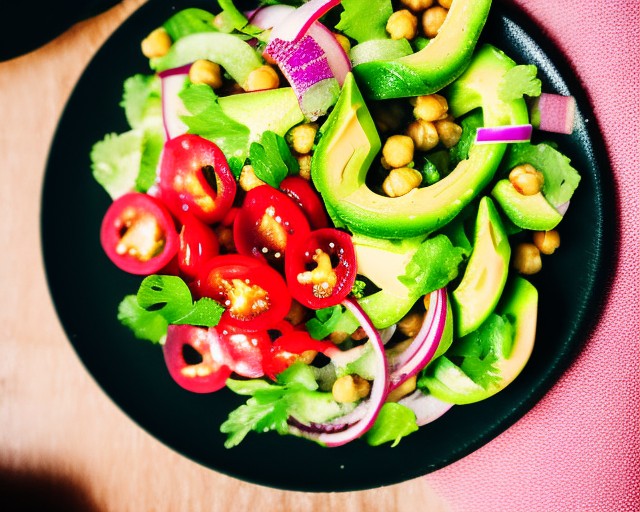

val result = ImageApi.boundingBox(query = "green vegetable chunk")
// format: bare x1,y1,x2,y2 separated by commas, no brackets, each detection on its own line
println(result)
366,403,419,447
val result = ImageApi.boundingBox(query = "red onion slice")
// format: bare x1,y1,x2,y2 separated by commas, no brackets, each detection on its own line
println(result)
269,0,342,43
555,200,570,216
388,288,447,391
158,65,191,140
397,390,453,427
530,93,576,135
289,298,389,447
475,124,533,144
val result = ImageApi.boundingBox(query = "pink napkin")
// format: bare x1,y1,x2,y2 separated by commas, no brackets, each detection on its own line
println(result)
425,1,640,510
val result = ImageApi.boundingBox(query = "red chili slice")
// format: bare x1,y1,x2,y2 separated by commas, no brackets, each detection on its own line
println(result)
177,214,220,281
264,330,336,379
100,192,179,275
279,176,329,230
159,134,237,224
233,185,310,268
285,228,357,309
195,254,291,331
210,321,272,379
163,324,231,393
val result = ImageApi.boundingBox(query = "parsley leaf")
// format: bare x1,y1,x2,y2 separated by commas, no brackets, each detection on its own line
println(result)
91,131,145,199
498,65,542,101
366,402,419,447
117,295,169,344
249,130,298,187
336,0,393,44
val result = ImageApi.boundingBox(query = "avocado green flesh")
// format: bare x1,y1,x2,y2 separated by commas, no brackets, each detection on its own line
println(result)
313,46,530,240
352,0,492,100
421,277,538,404
452,197,511,338
491,179,563,231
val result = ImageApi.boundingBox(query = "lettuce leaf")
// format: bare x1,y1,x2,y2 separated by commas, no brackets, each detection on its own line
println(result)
498,65,541,102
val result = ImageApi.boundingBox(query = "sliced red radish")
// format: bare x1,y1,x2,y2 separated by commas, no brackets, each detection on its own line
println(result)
269,0,342,43
530,93,576,135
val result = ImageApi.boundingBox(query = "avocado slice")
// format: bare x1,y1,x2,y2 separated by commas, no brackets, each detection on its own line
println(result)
491,179,563,231
452,197,510,337
312,45,530,239
419,276,538,404
352,0,492,100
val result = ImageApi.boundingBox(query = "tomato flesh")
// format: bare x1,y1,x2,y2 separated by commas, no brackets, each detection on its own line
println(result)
163,324,231,393
233,185,310,268
100,192,178,275
285,228,357,309
195,254,291,330
159,134,236,224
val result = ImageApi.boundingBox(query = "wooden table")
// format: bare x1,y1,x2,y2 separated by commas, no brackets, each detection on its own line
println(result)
0,1,447,509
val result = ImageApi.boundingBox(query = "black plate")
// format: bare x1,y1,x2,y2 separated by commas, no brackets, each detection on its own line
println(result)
41,0,616,492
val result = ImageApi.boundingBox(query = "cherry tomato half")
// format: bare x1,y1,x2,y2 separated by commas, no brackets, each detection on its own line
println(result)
233,185,310,268
195,254,291,331
178,214,220,281
100,192,179,275
279,176,329,230
285,228,357,309
163,324,231,393
159,134,237,224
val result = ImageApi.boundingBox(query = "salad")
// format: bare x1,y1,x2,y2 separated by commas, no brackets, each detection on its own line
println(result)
91,0,581,448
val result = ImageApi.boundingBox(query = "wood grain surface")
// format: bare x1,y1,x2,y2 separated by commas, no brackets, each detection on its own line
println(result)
0,1,448,510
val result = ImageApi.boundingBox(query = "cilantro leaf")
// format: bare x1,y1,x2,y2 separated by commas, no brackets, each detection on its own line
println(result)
350,280,367,299
249,131,298,188
398,235,465,295
306,305,346,340
173,297,224,326
366,402,419,447
117,295,169,344
498,65,542,102
448,111,484,168
502,141,581,207
179,83,251,159
336,0,393,44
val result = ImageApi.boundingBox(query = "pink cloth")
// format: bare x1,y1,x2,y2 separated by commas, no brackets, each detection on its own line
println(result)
425,1,640,510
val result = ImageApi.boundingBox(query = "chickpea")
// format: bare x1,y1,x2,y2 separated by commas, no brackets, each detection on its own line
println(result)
435,119,462,148
189,59,223,89
141,28,172,58
287,123,318,155
437,0,453,8
296,154,312,180
386,375,417,402
244,65,280,91
400,0,434,12
386,9,418,40
239,165,266,191
413,93,449,122
333,33,351,54
509,163,544,196
533,230,561,255
298,350,318,365
406,119,439,151
422,6,448,38
398,311,423,337
215,225,235,253
332,375,371,403
382,167,423,197
285,300,308,326
382,134,415,168
513,243,542,275
329,331,350,344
